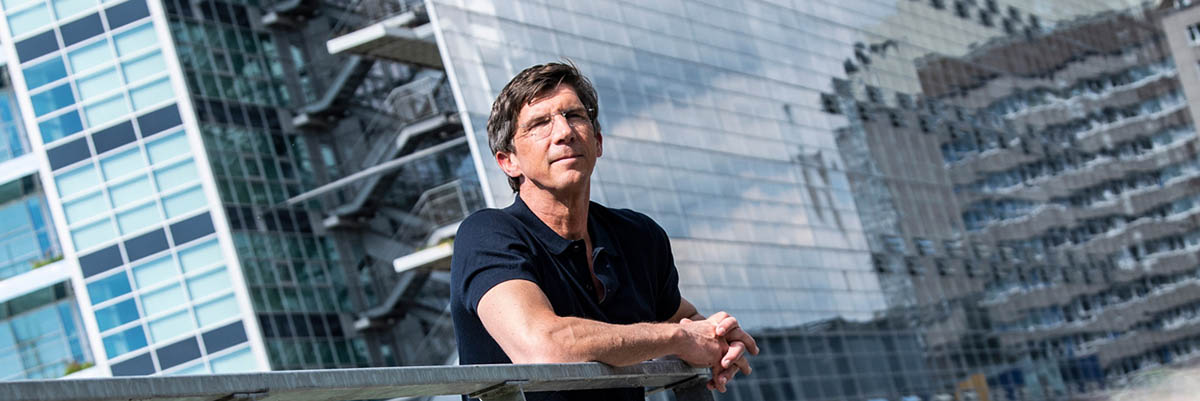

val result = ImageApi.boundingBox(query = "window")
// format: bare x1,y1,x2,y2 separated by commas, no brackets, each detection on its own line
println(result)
30,84,76,116
1188,23,1200,46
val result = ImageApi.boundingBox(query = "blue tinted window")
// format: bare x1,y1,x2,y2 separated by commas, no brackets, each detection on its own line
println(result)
30,84,75,116
95,298,139,332
91,121,136,154
137,104,181,137
60,13,103,46
169,212,213,246
39,110,83,143
23,57,67,90
46,136,90,170
156,336,200,369
15,30,58,63
104,0,148,29
87,272,131,304
202,320,246,354
102,326,146,359
110,351,153,376
124,228,168,262
79,244,123,278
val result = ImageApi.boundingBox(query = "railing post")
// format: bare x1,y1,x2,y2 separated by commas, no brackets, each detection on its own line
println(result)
670,377,716,401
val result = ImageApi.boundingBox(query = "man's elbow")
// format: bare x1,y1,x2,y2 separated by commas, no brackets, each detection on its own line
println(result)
508,350,575,364
505,331,588,364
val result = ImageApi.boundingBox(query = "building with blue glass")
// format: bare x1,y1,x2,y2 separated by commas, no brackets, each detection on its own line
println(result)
6,0,1200,400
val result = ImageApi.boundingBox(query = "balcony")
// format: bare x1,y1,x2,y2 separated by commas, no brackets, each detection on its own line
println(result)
2,360,715,401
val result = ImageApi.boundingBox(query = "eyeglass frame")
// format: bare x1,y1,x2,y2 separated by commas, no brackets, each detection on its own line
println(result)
515,107,597,142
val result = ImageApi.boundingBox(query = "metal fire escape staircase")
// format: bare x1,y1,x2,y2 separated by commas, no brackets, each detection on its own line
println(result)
270,0,465,368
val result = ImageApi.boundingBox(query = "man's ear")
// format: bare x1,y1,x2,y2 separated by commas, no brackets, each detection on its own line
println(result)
496,151,523,178
595,130,603,158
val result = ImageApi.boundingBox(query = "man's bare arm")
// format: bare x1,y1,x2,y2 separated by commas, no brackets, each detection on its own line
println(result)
477,279,728,367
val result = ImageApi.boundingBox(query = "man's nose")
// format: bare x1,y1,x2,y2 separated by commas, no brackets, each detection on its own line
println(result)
549,113,576,143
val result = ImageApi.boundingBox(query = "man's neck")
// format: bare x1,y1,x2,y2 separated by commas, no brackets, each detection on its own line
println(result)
519,184,590,241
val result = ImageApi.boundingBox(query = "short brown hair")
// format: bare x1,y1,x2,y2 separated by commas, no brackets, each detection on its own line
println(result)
486,62,600,192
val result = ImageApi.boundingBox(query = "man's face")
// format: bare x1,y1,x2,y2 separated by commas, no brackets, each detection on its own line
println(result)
498,84,602,194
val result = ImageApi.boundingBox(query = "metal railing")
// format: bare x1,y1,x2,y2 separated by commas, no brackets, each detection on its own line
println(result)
2,360,714,401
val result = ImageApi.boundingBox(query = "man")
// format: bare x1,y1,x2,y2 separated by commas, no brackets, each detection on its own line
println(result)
450,62,757,400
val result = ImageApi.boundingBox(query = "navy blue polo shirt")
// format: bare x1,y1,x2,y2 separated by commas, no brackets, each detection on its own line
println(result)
450,194,682,401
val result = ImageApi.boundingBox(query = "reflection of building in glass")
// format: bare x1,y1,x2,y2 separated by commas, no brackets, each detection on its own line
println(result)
5,0,1199,400
826,3,1200,399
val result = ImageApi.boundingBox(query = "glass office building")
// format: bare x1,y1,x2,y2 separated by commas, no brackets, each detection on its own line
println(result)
5,0,1200,400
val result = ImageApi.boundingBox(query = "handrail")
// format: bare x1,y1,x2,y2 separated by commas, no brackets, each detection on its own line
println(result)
1,360,714,401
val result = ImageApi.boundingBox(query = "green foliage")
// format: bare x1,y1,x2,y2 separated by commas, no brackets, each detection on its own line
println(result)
63,361,94,376
31,253,63,268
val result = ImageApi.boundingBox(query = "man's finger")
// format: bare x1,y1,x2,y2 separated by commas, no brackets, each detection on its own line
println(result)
734,355,752,376
721,341,746,368
715,316,738,336
725,327,760,355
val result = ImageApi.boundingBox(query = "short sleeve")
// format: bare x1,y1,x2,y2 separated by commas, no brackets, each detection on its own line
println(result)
648,216,682,322
450,210,539,315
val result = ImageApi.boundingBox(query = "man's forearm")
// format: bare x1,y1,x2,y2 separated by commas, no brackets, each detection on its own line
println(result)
528,316,684,367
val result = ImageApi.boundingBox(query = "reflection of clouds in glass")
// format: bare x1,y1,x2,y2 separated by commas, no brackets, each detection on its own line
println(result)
1110,368,1200,401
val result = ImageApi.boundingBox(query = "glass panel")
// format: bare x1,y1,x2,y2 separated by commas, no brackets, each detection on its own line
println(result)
71,217,113,250
102,325,146,358
109,174,151,207
116,200,159,234
10,306,57,342
76,67,121,101
23,56,67,89
153,159,197,191
121,51,164,83
86,270,130,304
194,293,237,327
30,83,75,116
145,130,187,164
0,346,20,379
84,94,129,127
169,360,209,375
94,298,138,332
67,39,113,73
141,282,185,316
55,163,98,198
210,346,255,373
178,239,220,273
113,22,155,55
130,77,171,110
99,147,145,181
62,190,108,224
186,266,227,296
8,3,50,36
3,0,38,11
0,320,14,349
148,310,193,343
51,0,92,19
130,255,175,288
163,185,204,218
38,110,83,143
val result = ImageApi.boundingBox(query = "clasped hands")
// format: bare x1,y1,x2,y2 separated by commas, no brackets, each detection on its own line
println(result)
676,311,759,393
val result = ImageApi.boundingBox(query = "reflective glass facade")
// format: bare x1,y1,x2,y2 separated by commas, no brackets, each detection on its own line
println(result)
0,175,60,280
0,282,89,380
425,0,1200,400
7,0,1200,398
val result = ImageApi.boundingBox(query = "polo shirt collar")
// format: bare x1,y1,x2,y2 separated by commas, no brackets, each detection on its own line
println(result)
510,194,621,258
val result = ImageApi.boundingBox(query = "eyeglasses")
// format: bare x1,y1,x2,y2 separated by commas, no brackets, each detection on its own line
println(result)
517,107,594,141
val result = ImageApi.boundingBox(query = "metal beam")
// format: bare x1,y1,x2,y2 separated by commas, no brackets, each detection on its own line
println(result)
2,360,712,401
282,136,467,207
